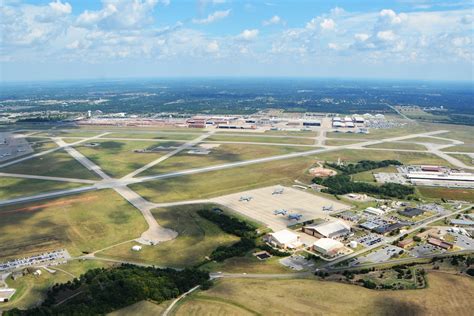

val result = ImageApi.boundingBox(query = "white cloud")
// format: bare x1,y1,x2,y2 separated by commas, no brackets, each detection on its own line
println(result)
192,9,230,24
320,18,336,30
378,9,407,26
263,15,282,26
206,40,219,53
237,29,259,41
355,33,370,41
376,30,396,41
49,0,72,15
305,18,318,30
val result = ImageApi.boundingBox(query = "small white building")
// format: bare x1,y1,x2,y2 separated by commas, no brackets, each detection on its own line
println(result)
0,288,16,303
131,245,142,252
266,230,301,249
33,269,42,276
313,238,344,255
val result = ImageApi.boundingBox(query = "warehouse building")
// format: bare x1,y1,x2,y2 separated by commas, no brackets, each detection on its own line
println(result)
364,207,385,216
313,238,344,256
265,230,301,249
303,220,351,238
398,207,426,218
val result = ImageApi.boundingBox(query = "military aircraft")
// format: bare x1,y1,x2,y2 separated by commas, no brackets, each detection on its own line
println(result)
288,213,303,220
273,209,288,215
239,195,253,202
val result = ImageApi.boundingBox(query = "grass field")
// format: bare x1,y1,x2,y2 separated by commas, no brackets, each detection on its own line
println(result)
33,130,104,138
74,140,182,177
0,149,100,180
98,204,238,268
351,166,398,183
405,137,454,145
106,132,201,140
176,272,474,316
0,189,147,260
365,142,426,151
0,178,84,201
201,254,293,274
109,300,171,316
207,134,315,145
442,145,474,153
139,143,312,176
263,130,318,137
449,154,474,166
25,138,59,152
3,260,114,310
315,149,452,166
130,156,316,203
416,187,474,203
325,139,362,146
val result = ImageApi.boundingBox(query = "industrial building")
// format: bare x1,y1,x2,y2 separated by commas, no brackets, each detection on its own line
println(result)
313,238,344,256
302,220,351,238
364,207,386,216
265,230,301,249
398,207,426,218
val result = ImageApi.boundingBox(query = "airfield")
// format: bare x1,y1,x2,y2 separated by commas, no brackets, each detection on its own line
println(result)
1,117,474,309
210,186,350,231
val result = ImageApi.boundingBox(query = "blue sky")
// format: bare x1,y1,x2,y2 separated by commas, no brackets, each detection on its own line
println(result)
0,0,473,81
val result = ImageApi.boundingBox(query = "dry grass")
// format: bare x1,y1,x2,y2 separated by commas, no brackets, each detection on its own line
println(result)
179,272,474,316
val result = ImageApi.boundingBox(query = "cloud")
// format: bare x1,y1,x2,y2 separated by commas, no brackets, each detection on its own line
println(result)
192,9,230,24
376,30,396,41
354,33,370,41
49,0,72,15
237,29,259,41
206,40,219,53
320,18,336,30
378,9,407,26
263,15,283,26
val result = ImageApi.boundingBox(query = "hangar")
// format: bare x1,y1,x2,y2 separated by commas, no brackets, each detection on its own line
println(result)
313,238,344,256
302,220,351,238
265,230,301,249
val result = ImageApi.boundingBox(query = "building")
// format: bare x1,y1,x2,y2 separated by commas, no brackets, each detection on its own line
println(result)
398,239,415,249
373,222,405,235
303,220,351,238
364,207,385,216
360,221,380,231
313,238,344,256
266,230,301,249
427,237,453,250
0,288,16,303
450,219,474,226
398,207,425,218
131,245,142,251
303,120,321,127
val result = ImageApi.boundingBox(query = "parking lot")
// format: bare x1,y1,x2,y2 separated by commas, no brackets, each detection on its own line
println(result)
355,245,408,265
211,185,350,231
0,133,33,162
410,243,445,257
279,255,314,271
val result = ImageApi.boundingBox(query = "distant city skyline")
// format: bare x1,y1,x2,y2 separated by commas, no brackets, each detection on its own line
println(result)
1,0,473,82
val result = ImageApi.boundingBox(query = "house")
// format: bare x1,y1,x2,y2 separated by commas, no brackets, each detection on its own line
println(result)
303,220,351,238
313,238,344,256
266,230,301,249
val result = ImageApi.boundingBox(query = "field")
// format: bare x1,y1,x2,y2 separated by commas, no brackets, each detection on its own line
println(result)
351,166,398,182
130,156,316,203
25,138,59,152
314,149,452,166
263,130,318,137
365,142,426,151
449,154,474,166
325,139,362,146
139,143,311,176
109,300,171,316
73,140,181,177
33,130,104,138
2,260,114,310
442,145,474,153
0,177,84,200
416,187,474,203
175,272,474,315
405,137,454,145
107,132,201,140
0,189,147,259
207,134,315,145
98,204,238,268
0,149,100,180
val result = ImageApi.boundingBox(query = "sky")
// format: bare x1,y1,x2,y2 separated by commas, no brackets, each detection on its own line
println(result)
0,0,473,82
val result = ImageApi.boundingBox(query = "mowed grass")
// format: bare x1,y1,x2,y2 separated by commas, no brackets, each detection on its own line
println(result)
139,143,312,176
0,189,147,260
106,132,202,140
34,130,104,138
74,140,181,177
177,272,474,316
0,178,84,201
263,130,318,137
449,154,474,166
442,144,474,153
109,300,171,316
325,139,365,146
207,134,315,145
404,137,454,144
0,149,99,180
416,187,474,203
365,142,427,150
3,260,114,310
315,149,453,166
351,166,398,183
130,156,315,203
98,204,239,268
25,138,59,152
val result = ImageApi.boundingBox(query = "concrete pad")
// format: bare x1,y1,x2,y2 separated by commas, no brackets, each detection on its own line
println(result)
210,185,350,231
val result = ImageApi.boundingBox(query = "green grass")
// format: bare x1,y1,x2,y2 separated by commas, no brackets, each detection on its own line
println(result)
365,142,426,150
106,132,201,140
3,260,114,310
25,138,59,152
109,300,171,316
33,130,104,138
351,166,398,183
139,143,312,176
263,130,318,137
416,187,474,203
0,189,148,260
0,149,100,180
449,154,474,166
315,149,453,167
200,253,292,274
442,145,474,153
405,137,454,144
325,139,363,146
130,156,316,203
0,178,84,201
207,134,315,145
176,272,474,316
74,140,182,177
98,204,239,268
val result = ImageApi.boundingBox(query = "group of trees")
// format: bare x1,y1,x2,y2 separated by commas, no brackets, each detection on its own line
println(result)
326,160,402,175
313,174,414,198
6,265,210,315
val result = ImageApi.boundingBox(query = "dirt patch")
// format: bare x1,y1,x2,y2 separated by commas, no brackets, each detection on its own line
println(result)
0,195,98,216
309,167,337,177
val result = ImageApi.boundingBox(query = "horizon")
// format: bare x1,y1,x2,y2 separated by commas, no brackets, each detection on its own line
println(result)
1,0,473,82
